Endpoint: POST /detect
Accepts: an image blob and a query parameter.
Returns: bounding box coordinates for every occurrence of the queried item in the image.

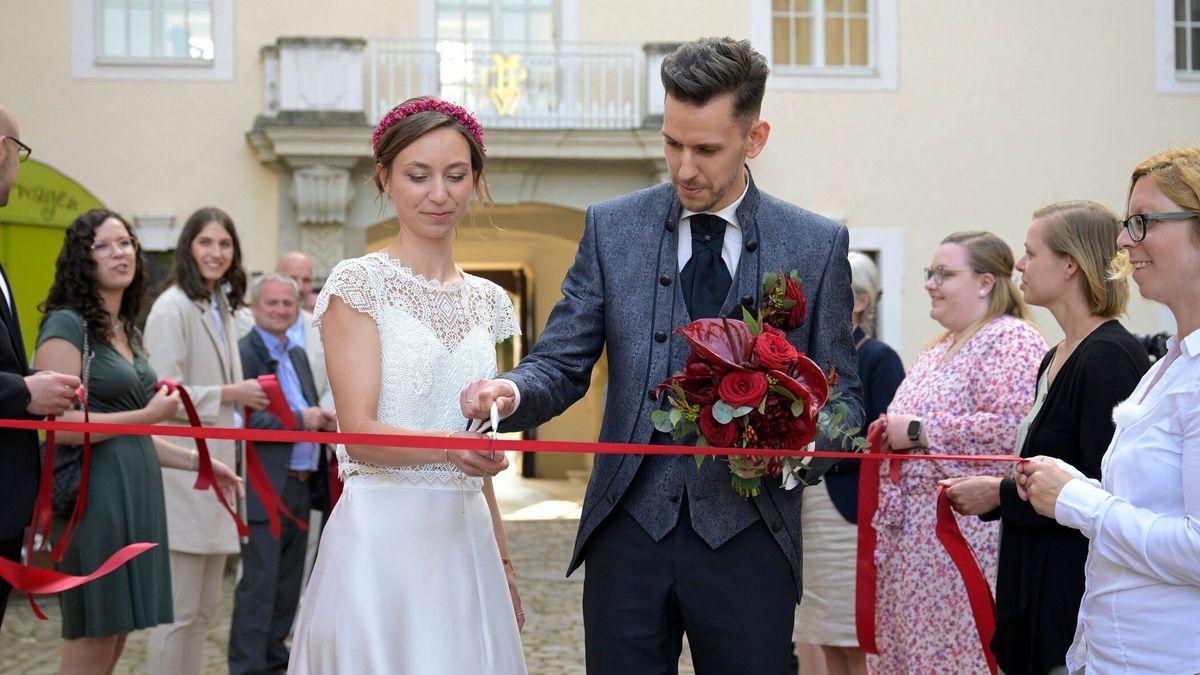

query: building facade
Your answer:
[2,0,1198,476]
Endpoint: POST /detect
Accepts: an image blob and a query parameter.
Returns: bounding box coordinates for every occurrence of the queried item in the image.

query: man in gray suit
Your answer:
[462,37,863,673]
[229,274,335,674]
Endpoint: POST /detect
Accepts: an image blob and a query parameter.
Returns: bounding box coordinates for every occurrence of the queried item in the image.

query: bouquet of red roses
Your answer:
[652,271,864,497]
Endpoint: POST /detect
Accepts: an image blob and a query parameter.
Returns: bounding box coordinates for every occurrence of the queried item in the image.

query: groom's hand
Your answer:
[460,379,517,420]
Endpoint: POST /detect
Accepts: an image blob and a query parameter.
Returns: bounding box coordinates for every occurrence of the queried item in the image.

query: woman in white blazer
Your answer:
[144,207,268,675]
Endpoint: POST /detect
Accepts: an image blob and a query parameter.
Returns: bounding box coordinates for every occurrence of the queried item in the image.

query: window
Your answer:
[1158,0,1200,92]
[71,0,233,80]
[772,0,870,70]
[752,0,897,91]
[1176,0,1200,75]
[436,0,557,44]
[98,0,214,62]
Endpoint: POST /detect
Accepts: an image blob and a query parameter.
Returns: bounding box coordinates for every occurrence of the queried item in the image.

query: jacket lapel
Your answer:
[0,264,27,370]
[728,168,763,319]
[290,348,319,407]
[194,295,231,383]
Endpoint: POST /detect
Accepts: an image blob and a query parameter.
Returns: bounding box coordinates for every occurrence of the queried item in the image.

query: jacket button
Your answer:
[770,522,782,533]
[665,219,675,232]
[647,388,658,401]
[668,493,681,503]
[741,295,754,307]
[654,331,667,343]
[745,240,758,252]
[659,274,672,287]
[607,493,617,505]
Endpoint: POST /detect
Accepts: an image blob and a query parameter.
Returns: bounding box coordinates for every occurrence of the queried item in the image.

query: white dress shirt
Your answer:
[1053,328,1200,674]
[676,178,749,274]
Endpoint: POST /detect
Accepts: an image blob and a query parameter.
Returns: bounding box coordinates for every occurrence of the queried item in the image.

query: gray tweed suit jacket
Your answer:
[502,171,863,595]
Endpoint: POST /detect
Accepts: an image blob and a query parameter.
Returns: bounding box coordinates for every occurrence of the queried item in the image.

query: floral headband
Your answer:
[371,99,486,156]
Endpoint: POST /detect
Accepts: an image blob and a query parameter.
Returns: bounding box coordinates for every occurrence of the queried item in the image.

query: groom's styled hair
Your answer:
[660,37,770,128]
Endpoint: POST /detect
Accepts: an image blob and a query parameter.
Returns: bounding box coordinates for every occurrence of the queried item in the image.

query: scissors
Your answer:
[465,401,501,461]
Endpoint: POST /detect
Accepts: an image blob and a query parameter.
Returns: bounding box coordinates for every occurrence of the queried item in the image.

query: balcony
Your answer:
[246,36,671,275]
[370,38,651,130]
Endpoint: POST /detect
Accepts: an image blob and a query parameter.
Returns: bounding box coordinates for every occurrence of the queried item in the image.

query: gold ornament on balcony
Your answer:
[487,53,529,116]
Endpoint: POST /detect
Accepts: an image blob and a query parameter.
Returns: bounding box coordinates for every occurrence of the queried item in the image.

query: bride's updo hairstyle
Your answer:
[371,96,492,204]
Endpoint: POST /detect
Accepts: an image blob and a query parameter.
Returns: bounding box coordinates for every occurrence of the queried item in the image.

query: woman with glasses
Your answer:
[867,232,1045,673]
[143,207,268,675]
[1018,147,1200,672]
[941,202,1149,674]
[32,209,241,674]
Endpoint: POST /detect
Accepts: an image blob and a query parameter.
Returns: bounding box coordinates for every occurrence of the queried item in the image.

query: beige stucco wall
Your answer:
[2,1,1198,452]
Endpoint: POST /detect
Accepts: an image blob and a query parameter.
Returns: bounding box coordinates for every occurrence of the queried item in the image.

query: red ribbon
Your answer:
[0,417,1024,461]
[161,380,249,538]
[935,484,998,675]
[854,419,1003,673]
[0,412,1022,623]
[12,386,160,619]
[0,544,158,618]
[854,419,886,654]
[242,375,309,538]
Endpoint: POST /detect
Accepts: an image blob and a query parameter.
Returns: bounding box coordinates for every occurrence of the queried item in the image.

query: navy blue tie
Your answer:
[680,214,732,319]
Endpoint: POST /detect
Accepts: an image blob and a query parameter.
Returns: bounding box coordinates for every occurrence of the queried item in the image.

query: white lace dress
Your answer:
[288,251,527,674]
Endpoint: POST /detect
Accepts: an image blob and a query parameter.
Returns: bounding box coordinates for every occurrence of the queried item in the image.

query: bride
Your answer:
[288,98,527,674]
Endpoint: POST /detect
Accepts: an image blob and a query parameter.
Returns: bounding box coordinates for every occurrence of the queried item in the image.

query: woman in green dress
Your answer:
[33,209,242,675]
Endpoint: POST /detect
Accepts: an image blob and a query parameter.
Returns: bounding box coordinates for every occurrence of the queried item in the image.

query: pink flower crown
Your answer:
[371,99,486,156]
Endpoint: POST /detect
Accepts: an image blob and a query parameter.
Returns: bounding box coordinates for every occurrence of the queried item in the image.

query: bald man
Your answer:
[0,104,81,628]
[0,105,28,206]
[277,251,315,313]
[274,252,330,408]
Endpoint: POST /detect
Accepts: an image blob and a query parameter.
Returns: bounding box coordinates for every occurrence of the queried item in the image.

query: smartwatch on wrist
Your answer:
[906,418,923,444]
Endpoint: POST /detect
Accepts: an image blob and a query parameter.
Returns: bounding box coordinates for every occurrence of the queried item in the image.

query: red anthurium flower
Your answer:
[677,318,753,371]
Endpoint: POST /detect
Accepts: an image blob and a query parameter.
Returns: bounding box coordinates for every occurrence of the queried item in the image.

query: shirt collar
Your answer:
[680,169,751,230]
[1175,327,1200,359]
[254,326,290,355]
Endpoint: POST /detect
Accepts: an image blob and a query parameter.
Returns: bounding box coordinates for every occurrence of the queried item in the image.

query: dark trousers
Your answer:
[228,476,311,675]
[583,496,798,674]
[0,535,21,631]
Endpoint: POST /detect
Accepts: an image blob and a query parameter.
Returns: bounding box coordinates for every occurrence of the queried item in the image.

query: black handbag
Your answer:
[47,316,93,517]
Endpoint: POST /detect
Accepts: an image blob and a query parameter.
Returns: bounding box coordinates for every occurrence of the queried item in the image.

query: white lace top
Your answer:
[313,251,520,486]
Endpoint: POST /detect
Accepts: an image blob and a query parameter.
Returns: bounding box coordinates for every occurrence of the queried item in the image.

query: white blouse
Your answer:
[1053,329,1200,673]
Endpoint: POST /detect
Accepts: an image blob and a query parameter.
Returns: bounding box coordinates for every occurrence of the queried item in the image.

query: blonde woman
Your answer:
[943,202,1148,674]
[1019,147,1200,672]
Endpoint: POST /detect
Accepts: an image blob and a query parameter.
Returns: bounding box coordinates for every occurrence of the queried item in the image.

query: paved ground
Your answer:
[0,473,701,674]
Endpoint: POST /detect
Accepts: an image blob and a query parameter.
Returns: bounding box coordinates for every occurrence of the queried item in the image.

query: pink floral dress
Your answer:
[868,315,1045,674]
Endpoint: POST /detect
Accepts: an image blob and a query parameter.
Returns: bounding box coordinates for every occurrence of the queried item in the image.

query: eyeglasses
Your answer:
[3,136,31,163]
[90,237,138,256]
[923,266,970,287]
[1121,212,1200,242]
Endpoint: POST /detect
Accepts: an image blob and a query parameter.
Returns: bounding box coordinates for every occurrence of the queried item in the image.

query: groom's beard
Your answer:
[675,160,746,213]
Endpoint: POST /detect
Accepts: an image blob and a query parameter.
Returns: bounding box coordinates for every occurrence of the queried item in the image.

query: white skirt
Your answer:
[793,481,859,647]
[288,474,527,674]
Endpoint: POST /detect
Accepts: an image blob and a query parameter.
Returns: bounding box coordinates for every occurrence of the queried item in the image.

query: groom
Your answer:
[462,36,863,673]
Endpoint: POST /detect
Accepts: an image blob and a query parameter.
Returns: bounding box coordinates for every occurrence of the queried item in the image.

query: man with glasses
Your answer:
[0,103,32,207]
[0,103,81,630]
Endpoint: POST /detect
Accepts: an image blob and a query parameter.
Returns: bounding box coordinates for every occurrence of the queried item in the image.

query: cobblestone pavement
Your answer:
[0,475,701,674]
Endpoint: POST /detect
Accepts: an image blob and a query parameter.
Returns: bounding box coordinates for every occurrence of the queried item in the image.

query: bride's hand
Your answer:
[505,565,525,631]
[445,432,510,477]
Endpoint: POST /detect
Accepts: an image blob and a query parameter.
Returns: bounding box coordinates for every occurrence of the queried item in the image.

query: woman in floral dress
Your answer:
[871,231,1045,673]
